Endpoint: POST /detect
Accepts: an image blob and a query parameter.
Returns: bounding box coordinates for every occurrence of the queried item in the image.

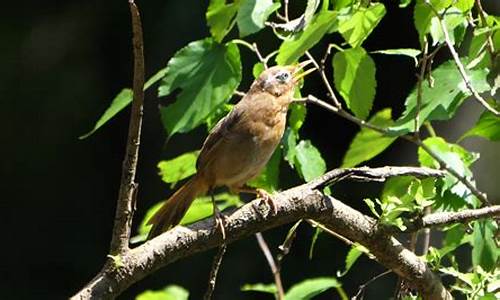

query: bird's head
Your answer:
[254,61,315,97]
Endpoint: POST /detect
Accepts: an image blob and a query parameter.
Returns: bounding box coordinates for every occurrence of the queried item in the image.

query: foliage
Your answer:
[84,0,499,298]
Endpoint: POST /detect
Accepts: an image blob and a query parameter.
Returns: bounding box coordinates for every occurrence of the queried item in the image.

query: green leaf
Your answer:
[429,8,467,46]
[289,102,307,133]
[80,65,169,139]
[158,38,242,136]
[399,0,412,8]
[413,0,434,45]
[276,11,337,65]
[338,3,386,48]
[308,227,321,259]
[79,89,133,139]
[418,137,479,202]
[157,151,199,188]
[284,277,341,300]
[472,220,498,272]
[136,285,189,300]
[294,140,327,182]
[247,148,281,192]
[332,47,376,119]
[241,283,277,295]
[252,62,265,78]
[338,244,369,276]
[388,61,490,136]
[371,48,421,65]
[454,0,474,12]
[460,110,500,142]
[342,109,396,167]
[333,0,353,10]
[237,0,280,37]
[283,127,298,168]
[206,0,240,42]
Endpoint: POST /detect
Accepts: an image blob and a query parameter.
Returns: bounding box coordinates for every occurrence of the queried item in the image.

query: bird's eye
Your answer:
[275,71,290,83]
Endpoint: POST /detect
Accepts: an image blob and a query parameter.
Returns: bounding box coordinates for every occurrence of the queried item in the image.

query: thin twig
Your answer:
[109,0,144,255]
[306,219,354,246]
[426,1,499,116]
[421,206,432,255]
[204,193,228,300]
[475,0,495,56]
[415,40,429,135]
[353,270,393,300]
[204,244,226,300]
[255,233,285,300]
[305,51,342,107]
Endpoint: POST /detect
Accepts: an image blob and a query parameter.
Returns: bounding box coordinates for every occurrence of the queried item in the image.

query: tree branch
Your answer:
[418,205,500,229]
[71,166,451,300]
[109,0,145,255]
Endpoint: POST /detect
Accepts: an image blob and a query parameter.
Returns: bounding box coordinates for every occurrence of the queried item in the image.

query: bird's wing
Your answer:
[196,106,244,171]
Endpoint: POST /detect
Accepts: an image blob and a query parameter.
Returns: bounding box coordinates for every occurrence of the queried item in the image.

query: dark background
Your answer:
[1,1,498,299]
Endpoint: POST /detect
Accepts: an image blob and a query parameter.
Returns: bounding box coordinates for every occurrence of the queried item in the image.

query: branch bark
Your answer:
[109,0,145,255]
[72,166,452,300]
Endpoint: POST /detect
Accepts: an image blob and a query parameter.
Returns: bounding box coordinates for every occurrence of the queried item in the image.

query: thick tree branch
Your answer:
[72,167,452,300]
[109,0,145,254]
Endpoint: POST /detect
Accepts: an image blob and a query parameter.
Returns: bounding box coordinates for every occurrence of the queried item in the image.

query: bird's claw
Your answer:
[256,188,277,215]
[213,204,227,240]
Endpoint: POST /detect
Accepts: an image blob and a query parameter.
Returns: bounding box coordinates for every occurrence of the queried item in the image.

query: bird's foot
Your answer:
[212,203,227,241]
[256,188,277,215]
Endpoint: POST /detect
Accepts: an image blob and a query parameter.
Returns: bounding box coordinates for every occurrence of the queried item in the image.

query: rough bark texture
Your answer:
[72,167,454,300]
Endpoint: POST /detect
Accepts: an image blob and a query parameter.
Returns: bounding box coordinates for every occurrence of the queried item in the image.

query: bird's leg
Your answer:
[232,185,277,215]
[210,190,226,240]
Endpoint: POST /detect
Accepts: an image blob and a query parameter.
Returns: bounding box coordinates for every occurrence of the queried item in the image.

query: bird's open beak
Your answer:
[292,60,316,83]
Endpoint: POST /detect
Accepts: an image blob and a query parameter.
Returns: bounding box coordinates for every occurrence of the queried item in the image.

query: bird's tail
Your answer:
[147,174,208,239]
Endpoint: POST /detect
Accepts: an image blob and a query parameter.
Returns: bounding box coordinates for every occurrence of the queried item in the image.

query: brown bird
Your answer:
[147,62,314,239]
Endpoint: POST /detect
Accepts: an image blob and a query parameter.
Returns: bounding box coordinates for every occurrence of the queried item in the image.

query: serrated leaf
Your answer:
[79,89,133,139]
[338,3,386,48]
[206,0,240,42]
[418,137,479,203]
[284,277,341,300]
[388,61,490,136]
[342,109,396,167]
[460,110,500,142]
[429,8,467,46]
[237,0,280,37]
[276,11,337,65]
[241,283,277,294]
[472,220,498,272]
[136,285,189,300]
[247,148,281,192]
[157,151,199,188]
[158,38,241,136]
[294,140,327,182]
[333,47,376,119]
